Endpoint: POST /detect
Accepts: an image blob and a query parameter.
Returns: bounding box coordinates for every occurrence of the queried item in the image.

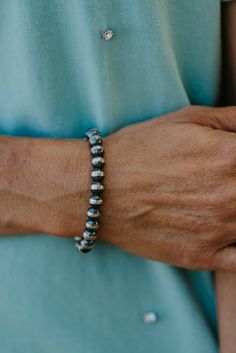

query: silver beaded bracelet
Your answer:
[74,128,105,253]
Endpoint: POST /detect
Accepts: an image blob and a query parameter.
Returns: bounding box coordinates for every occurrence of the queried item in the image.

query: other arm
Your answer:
[216,1,236,352]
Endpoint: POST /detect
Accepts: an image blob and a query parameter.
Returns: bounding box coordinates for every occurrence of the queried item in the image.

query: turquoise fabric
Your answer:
[0,0,229,352]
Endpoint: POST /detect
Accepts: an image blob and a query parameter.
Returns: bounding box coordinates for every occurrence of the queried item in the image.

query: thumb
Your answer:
[213,246,236,272]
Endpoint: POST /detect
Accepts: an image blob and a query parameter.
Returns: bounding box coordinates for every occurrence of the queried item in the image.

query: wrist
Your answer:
[0,135,37,231]
[74,128,105,253]
[0,135,91,236]
[36,137,91,237]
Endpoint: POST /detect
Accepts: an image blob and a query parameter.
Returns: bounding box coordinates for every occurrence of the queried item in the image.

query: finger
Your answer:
[169,106,236,132]
[212,246,236,272]
[204,107,236,132]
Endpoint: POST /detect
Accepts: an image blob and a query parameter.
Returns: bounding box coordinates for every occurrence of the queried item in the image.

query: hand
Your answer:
[98,105,236,271]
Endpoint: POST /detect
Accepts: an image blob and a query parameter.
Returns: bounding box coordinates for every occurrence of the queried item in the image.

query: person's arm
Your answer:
[216,2,236,353]
[2,104,236,273]
[0,136,91,236]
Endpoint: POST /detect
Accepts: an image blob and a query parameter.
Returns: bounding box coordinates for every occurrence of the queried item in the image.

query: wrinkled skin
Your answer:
[100,105,236,271]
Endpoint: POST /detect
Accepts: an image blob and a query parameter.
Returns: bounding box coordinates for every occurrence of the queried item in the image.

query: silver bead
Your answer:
[75,238,94,251]
[75,241,84,251]
[91,145,104,157]
[83,229,97,241]
[85,128,99,140]
[89,135,103,146]
[85,219,99,230]
[91,170,104,180]
[92,156,105,168]
[75,242,92,253]
[101,29,114,41]
[89,195,103,206]
[87,207,100,218]
[91,182,104,192]
[143,312,158,325]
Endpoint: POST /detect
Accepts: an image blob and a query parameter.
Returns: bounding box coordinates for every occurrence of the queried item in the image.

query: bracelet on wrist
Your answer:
[74,128,105,253]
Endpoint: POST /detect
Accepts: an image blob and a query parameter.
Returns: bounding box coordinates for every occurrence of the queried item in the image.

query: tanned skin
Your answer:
[216,2,236,353]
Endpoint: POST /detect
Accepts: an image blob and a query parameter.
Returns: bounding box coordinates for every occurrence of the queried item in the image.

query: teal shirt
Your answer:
[0,1,230,352]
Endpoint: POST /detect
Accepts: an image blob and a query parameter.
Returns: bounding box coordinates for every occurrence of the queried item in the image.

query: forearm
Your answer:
[0,135,90,237]
[216,2,236,352]
[216,272,236,353]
